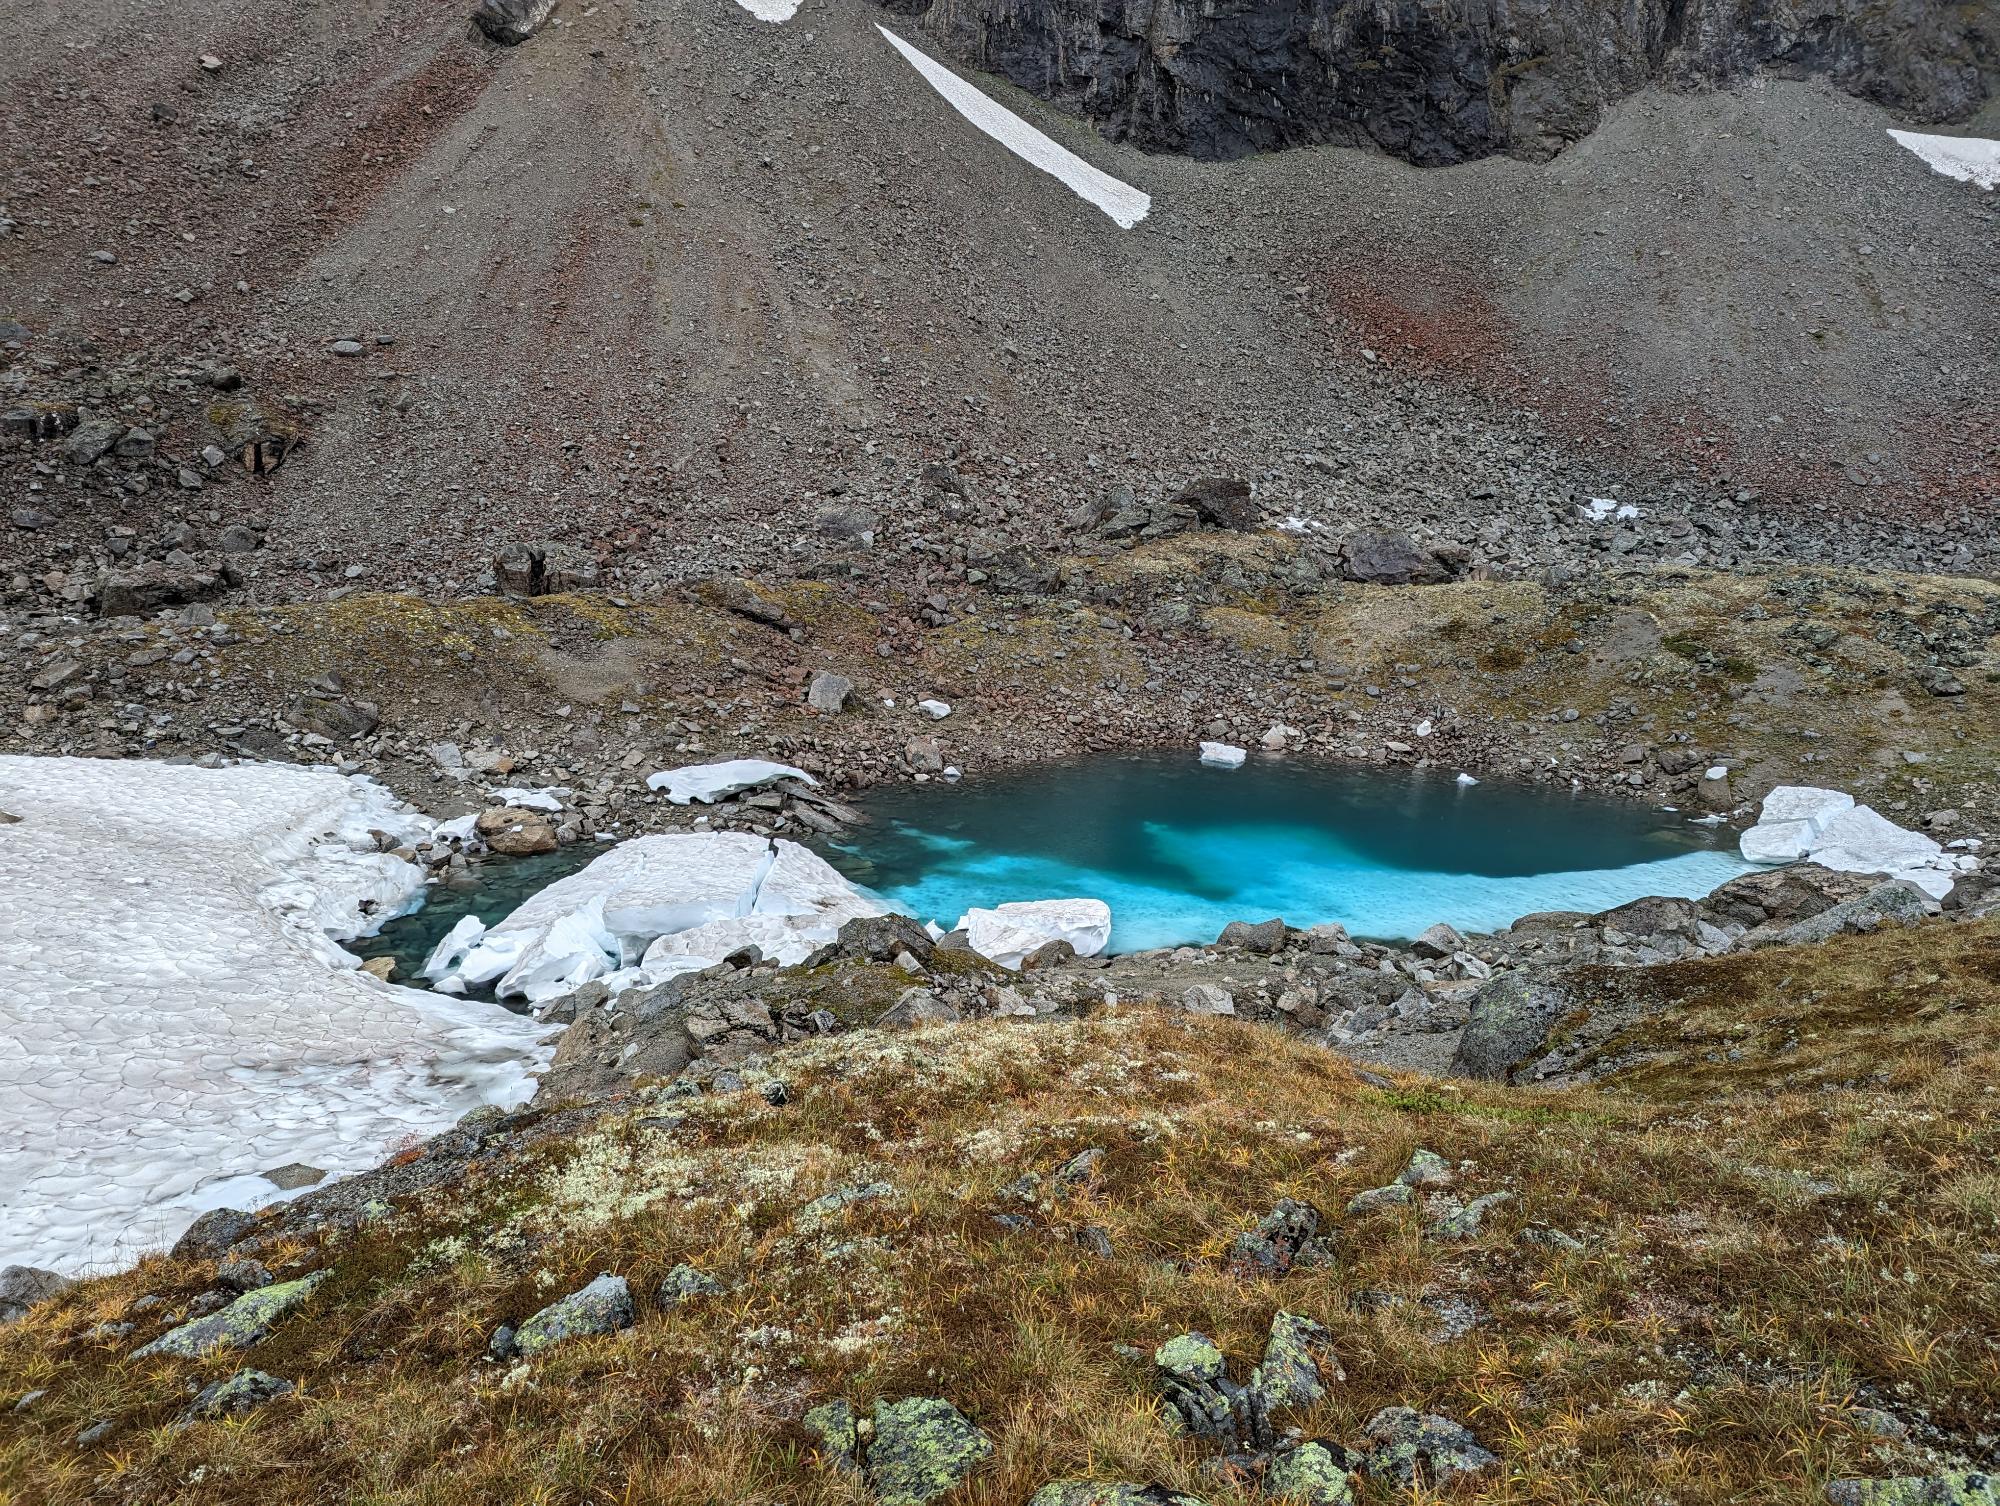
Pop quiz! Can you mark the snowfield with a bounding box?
[1888,129,2000,190]
[0,757,553,1274]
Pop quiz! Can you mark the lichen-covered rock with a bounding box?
[510,1273,633,1357]
[1397,1149,1452,1186]
[659,1264,724,1307]
[186,1368,294,1419]
[1265,1442,1359,1505]
[1225,1198,1333,1279]
[171,1207,261,1261]
[1029,1484,1211,1506]
[1360,1406,1499,1486]
[1825,1477,2000,1506]
[1450,972,1573,1080]
[133,1273,327,1359]
[1430,1191,1514,1240]
[796,1181,896,1232]
[1766,881,1934,947]
[1248,1312,1334,1412]
[804,1399,860,1470]
[865,1396,994,1506]
[1344,1182,1414,1216]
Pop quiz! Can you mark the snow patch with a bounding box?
[645,758,817,805]
[876,26,1150,228]
[956,898,1113,969]
[1583,498,1640,522]
[0,756,553,1274]
[1739,785,1963,897]
[730,0,802,20]
[1888,129,2000,190]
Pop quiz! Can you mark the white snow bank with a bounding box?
[0,756,554,1274]
[731,0,801,20]
[1888,129,2000,190]
[956,899,1112,969]
[877,26,1150,229]
[1739,785,1967,898]
[645,758,817,805]
[1584,498,1640,522]
[434,832,888,1002]
[488,785,569,812]
[1200,741,1247,769]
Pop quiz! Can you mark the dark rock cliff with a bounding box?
[887,0,1998,164]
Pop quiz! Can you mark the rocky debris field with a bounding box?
[4,912,1998,1503]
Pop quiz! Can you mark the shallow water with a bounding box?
[351,843,601,990]
[825,755,1750,951]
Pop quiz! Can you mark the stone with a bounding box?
[214,1256,272,1292]
[1703,864,1873,928]
[1430,1191,1513,1239]
[508,1273,633,1357]
[1180,983,1236,1015]
[807,670,854,712]
[186,1368,293,1419]
[865,1396,994,1506]
[329,340,365,357]
[133,1273,328,1359]
[114,427,155,459]
[796,1181,895,1232]
[287,693,380,740]
[171,1207,261,1260]
[836,912,938,964]
[1764,880,1933,947]
[1397,1148,1451,1186]
[905,736,945,772]
[1154,1314,1333,1453]
[874,987,961,1029]
[711,576,795,630]
[1449,972,1573,1080]
[1225,1199,1332,1279]
[63,418,126,466]
[1409,922,1465,958]
[1824,1478,2000,1506]
[658,1264,724,1307]
[1028,1486,1210,1506]
[804,1399,860,1469]
[1344,1183,1414,1216]
[491,541,599,597]
[1264,1442,1358,1505]
[1337,529,1449,585]
[1247,1311,1333,1412]
[475,805,560,856]
[96,562,221,619]
[0,1264,72,1324]
[260,1163,327,1190]
[1170,476,1260,531]
[1217,917,1288,953]
[1360,1406,1499,1486]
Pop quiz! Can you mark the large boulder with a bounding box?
[133,1273,327,1359]
[0,1264,72,1324]
[1337,529,1450,585]
[1450,972,1573,1080]
[492,541,599,597]
[505,1273,633,1358]
[1169,476,1260,531]
[473,0,557,43]
[865,1397,995,1506]
[97,562,223,618]
[475,806,560,856]
[1702,864,1875,929]
[1757,880,1935,948]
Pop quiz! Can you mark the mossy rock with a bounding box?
[132,1272,327,1359]
[865,1397,994,1506]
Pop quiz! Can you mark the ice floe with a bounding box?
[0,756,553,1273]
[1888,129,2000,190]
[957,898,1112,969]
[876,25,1150,229]
[429,832,887,1002]
[645,758,817,805]
[1200,741,1248,769]
[1739,785,1971,898]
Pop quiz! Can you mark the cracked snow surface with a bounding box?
[0,757,553,1274]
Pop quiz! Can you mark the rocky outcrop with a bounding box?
[896,0,1994,165]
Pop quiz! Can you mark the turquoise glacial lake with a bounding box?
[825,755,1750,952]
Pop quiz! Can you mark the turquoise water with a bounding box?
[824,756,1749,951]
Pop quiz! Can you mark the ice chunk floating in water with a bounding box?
[825,756,1753,952]
[0,756,554,1274]
[877,26,1150,228]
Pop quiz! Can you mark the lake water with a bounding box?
[823,755,1750,951]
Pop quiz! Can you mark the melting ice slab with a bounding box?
[877,26,1150,228]
[1739,785,1972,898]
[1888,129,2000,190]
[958,898,1112,969]
[0,756,554,1274]
[433,832,889,1002]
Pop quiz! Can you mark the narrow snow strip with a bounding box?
[1888,129,2000,190]
[731,0,800,22]
[876,25,1150,228]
